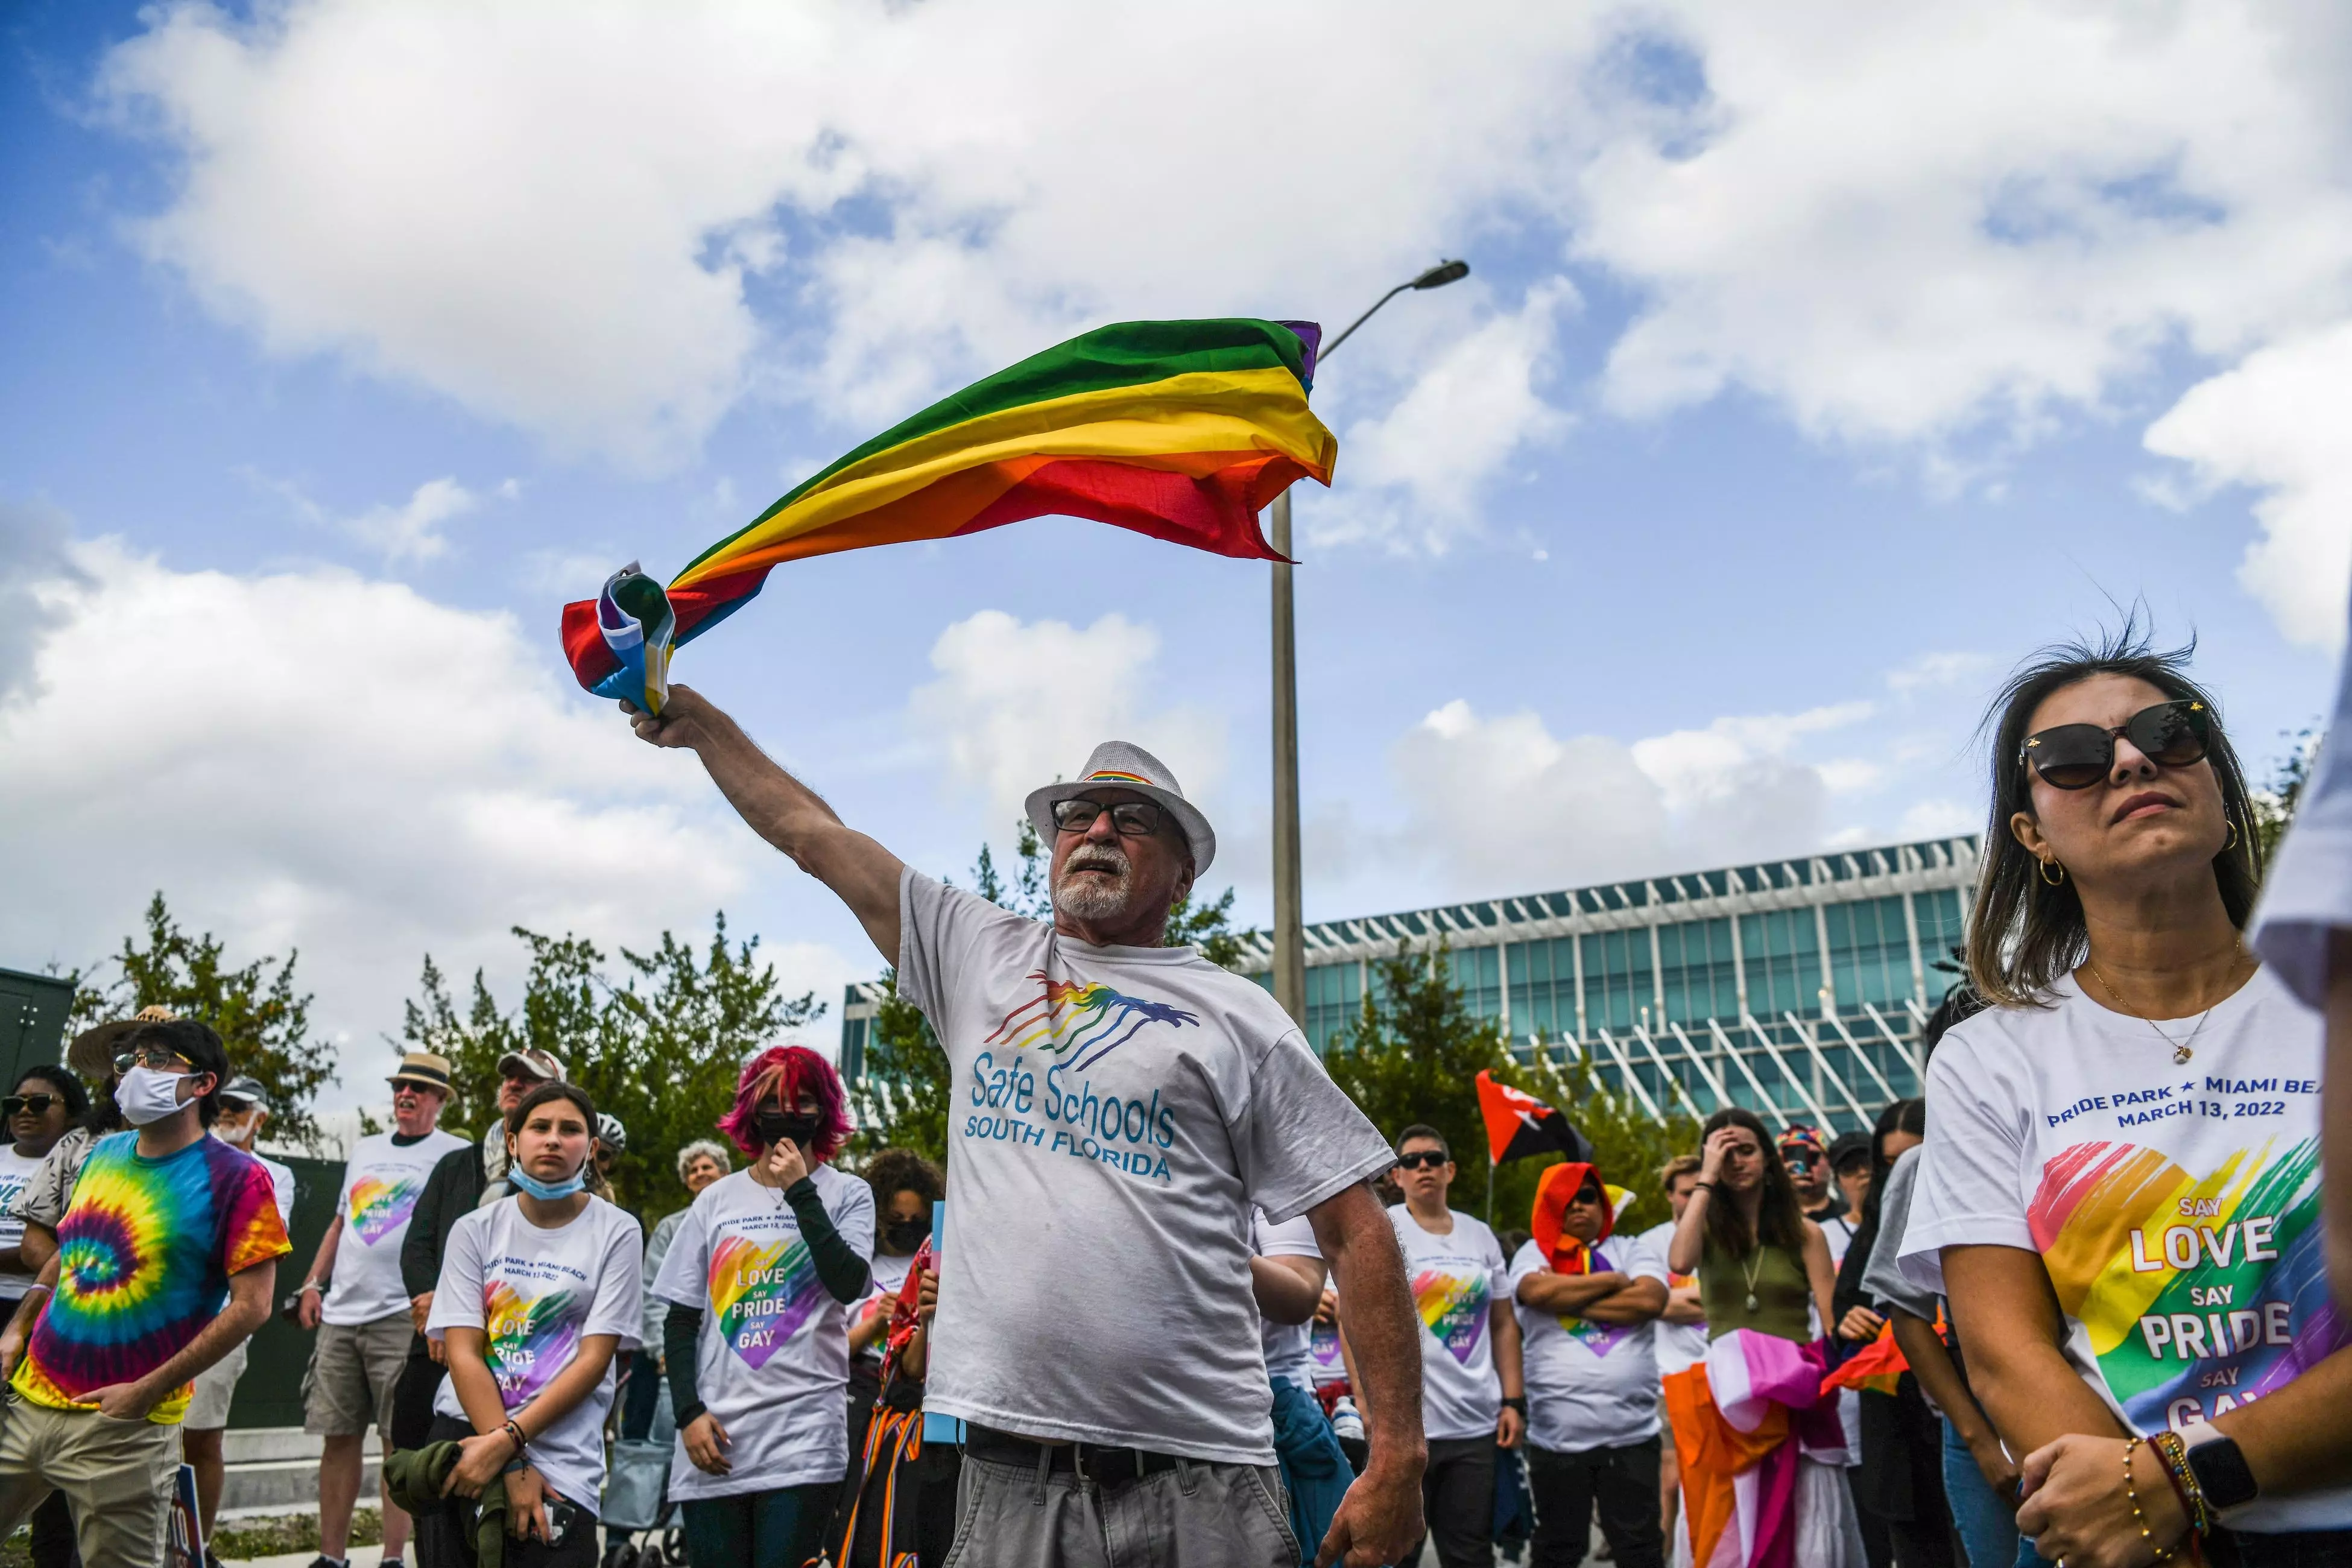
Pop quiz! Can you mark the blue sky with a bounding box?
[5,0,2348,1108]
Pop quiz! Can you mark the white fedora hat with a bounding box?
[1024,742,1216,878]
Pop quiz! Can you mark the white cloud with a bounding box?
[906,610,1225,839]
[1887,651,1994,695]
[2143,321,2352,650]
[1388,697,1877,892]
[1320,280,1579,551]
[1898,798,1982,839]
[0,525,842,1102]
[342,476,479,562]
[1581,4,2352,447]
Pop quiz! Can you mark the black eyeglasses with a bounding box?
[1050,798,1165,837]
[2021,700,2211,791]
[1,1095,59,1118]
[1395,1150,1449,1171]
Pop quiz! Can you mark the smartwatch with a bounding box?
[2183,1430,2259,1513]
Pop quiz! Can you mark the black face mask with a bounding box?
[882,1216,932,1253]
[756,1108,821,1149]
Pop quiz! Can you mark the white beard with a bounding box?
[1054,852,1136,923]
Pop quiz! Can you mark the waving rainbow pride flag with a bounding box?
[563,317,1333,711]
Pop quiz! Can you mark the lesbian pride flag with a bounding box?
[562,318,1333,710]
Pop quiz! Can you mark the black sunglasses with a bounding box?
[2021,700,2211,791]
[1,1095,59,1118]
[1050,798,1165,837]
[1395,1149,1449,1171]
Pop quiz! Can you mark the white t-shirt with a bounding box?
[1254,1210,1324,1393]
[429,1195,643,1517]
[1390,1206,1508,1441]
[1818,1213,1857,1268]
[0,1145,48,1301]
[651,1165,876,1497]
[1636,1219,1709,1377]
[2251,584,2352,1007]
[895,870,1395,1463]
[326,1129,469,1326]
[1510,1233,1668,1452]
[1899,970,2351,1534]
[1308,1284,1348,1390]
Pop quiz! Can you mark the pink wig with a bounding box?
[718,1045,852,1162]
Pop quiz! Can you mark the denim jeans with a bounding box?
[1939,1416,2029,1568]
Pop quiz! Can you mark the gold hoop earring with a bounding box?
[2224,817,2240,853]
[2038,858,2066,887]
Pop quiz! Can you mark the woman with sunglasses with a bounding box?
[1897,626,2352,1566]
[1667,1106,1860,1564]
[0,1070,83,1307]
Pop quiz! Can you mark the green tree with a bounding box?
[399,914,820,1216]
[850,822,1256,1152]
[66,893,334,1148]
[1322,940,1700,1236]
[849,973,951,1164]
[2252,724,2320,864]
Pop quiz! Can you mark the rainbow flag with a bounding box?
[1820,1321,1911,1397]
[561,317,1333,709]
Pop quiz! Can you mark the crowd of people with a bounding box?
[0,616,2346,1568]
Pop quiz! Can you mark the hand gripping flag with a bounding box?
[561,318,1334,710]
[1476,1070,1595,1168]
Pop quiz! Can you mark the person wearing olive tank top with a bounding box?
[1667,1107,1861,1565]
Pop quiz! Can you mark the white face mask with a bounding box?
[117,1066,197,1127]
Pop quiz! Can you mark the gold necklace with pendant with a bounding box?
[2084,959,2218,1066]
[1740,1247,1765,1314]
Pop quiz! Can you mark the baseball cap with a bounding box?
[218,1075,268,1110]
[1828,1131,1873,1174]
[495,1048,566,1084]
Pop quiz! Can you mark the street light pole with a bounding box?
[1269,259,1470,1027]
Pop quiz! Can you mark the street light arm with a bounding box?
[1317,282,1413,364]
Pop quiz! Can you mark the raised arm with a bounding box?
[1305,1183,1426,1568]
[628,685,905,961]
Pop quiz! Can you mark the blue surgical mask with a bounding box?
[507,1163,586,1201]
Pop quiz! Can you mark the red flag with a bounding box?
[1476,1070,1595,1167]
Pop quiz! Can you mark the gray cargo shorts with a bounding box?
[940,1448,1297,1568]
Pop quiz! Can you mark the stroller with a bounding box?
[602,1367,684,1568]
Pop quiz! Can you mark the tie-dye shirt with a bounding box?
[13,1131,290,1423]
[1389,1205,1510,1441]
[428,1195,642,1516]
[650,1165,876,1499]
[1902,969,2351,1534]
[324,1128,469,1327]
[1510,1234,1669,1452]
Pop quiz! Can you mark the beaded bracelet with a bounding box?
[502,1418,528,1458]
[2149,1429,2213,1538]
[2122,1437,2177,1563]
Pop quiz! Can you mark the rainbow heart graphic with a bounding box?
[1557,1315,1635,1358]
[348,1175,423,1245]
[1413,1266,1490,1365]
[710,1233,824,1370]
[2029,1136,2348,1429]
[484,1281,580,1405]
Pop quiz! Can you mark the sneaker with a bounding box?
[1329,1396,1365,1444]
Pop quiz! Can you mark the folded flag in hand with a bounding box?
[1477,1070,1595,1167]
[561,317,1335,713]
[1821,1321,1911,1396]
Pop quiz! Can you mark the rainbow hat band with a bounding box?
[1027,741,1216,878]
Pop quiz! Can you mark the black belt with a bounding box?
[964,1423,1184,1491]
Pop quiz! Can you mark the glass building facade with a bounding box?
[839,835,1978,1135]
[1231,836,1977,1134]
